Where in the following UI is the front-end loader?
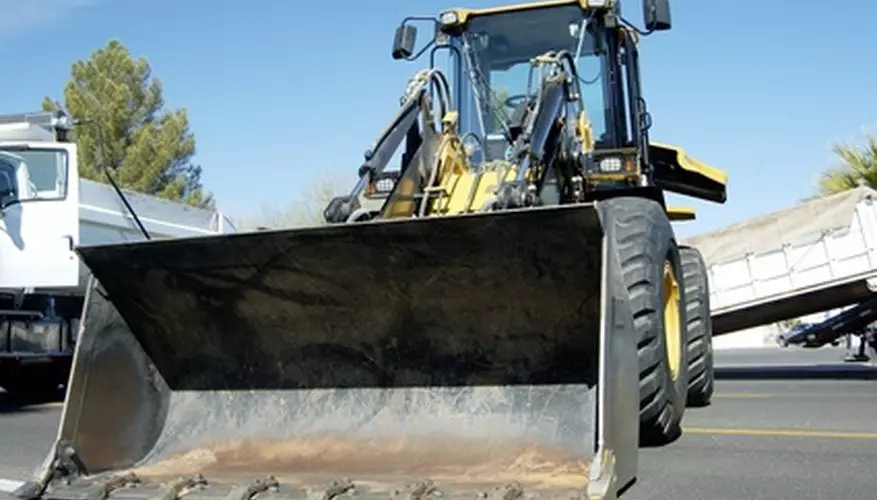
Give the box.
[11,1,726,499]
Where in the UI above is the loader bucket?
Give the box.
[22,204,639,500]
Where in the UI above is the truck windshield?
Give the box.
[0,148,68,201]
[459,5,608,142]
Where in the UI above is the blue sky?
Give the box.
[2,0,875,238]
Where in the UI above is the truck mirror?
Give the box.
[643,0,671,31]
[392,24,417,60]
[0,174,15,208]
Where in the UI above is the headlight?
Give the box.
[599,157,623,172]
[439,10,459,26]
[587,0,611,7]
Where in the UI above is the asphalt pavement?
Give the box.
[0,392,61,484]
[626,346,877,500]
[1,346,875,499]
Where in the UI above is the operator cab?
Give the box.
[386,0,723,207]
[438,4,609,163]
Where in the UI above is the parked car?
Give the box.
[775,322,840,348]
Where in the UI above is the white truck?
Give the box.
[0,111,236,400]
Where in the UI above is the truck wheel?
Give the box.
[601,197,689,446]
[0,366,63,404]
[680,245,715,408]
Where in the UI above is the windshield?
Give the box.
[456,5,608,157]
[789,323,810,333]
[0,148,69,202]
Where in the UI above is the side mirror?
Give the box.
[643,0,671,31]
[392,24,418,60]
[0,189,14,210]
[0,173,15,209]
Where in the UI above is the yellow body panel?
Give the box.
[434,163,518,215]
[648,142,728,204]
[649,142,727,186]
[577,111,596,153]
[666,206,696,221]
[441,0,608,28]
[380,105,521,217]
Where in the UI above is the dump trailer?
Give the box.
[0,111,236,400]
[12,1,727,499]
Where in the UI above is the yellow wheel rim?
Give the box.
[663,260,682,381]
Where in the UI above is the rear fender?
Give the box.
[666,206,696,221]
[649,142,727,204]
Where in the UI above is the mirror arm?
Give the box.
[408,38,437,61]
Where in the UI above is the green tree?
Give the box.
[487,87,510,135]
[236,177,345,230]
[491,87,510,114]
[816,133,877,197]
[42,39,212,208]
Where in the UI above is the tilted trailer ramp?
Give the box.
[711,269,877,336]
[11,205,642,500]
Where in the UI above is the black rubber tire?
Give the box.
[680,245,715,408]
[0,376,62,404]
[600,196,689,446]
[0,363,65,404]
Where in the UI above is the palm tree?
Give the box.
[816,133,877,196]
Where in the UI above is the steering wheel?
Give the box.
[503,94,530,110]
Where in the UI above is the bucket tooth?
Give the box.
[157,475,208,500]
[476,482,524,500]
[389,480,440,500]
[319,479,354,500]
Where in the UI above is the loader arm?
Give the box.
[323,69,456,223]
[325,52,589,222]
[487,50,586,210]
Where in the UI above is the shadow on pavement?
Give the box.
[716,363,877,380]
[0,390,64,414]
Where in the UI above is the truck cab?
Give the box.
[0,112,80,401]
[0,111,234,402]
[0,112,80,292]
